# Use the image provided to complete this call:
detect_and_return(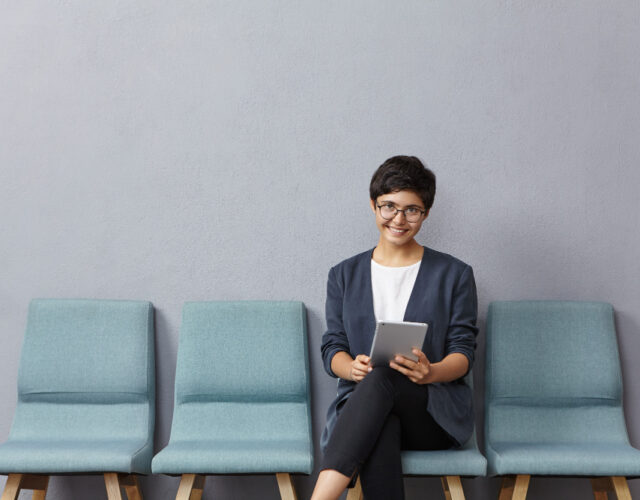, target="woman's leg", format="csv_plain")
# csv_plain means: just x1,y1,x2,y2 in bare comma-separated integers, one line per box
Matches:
317,366,454,500
390,368,454,451
358,413,403,499
311,469,353,500
358,370,454,500
320,367,403,478
313,367,399,500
